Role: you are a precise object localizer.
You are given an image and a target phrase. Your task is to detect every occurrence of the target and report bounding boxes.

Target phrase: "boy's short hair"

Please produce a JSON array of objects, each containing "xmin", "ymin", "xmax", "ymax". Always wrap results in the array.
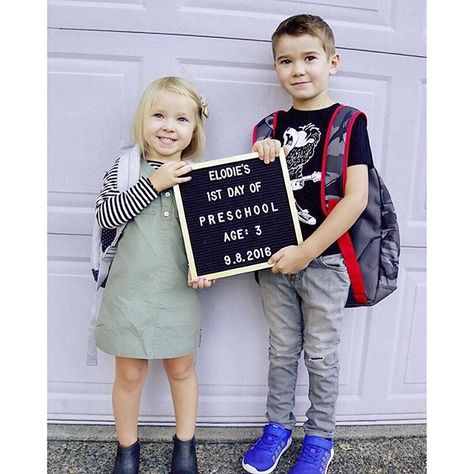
[
  {"xmin": 132, "ymin": 76, "xmax": 206, "ymax": 160},
  {"xmin": 271, "ymin": 14, "xmax": 336, "ymax": 58}
]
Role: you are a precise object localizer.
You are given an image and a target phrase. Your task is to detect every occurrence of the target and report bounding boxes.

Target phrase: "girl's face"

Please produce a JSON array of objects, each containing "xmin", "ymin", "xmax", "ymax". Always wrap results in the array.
[{"xmin": 144, "ymin": 90, "xmax": 197, "ymax": 161}]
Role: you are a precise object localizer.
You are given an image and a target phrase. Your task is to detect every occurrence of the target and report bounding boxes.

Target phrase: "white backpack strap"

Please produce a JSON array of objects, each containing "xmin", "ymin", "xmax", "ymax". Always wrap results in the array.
[
  {"xmin": 117, "ymin": 147, "xmax": 130, "ymax": 191},
  {"xmin": 128, "ymin": 144, "xmax": 141, "ymax": 187},
  {"xmin": 117, "ymin": 144, "xmax": 141, "ymax": 191},
  {"xmin": 90, "ymin": 217, "xmax": 102, "ymax": 282}
]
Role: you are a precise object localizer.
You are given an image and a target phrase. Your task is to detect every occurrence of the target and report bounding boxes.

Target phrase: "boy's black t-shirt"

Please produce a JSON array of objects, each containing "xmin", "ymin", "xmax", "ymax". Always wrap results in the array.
[{"xmin": 274, "ymin": 103, "xmax": 374, "ymax": 255}]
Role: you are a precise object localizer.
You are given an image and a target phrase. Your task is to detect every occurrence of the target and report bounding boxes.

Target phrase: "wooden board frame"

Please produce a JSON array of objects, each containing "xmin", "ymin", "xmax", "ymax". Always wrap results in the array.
[{"xmin": 174, "ymin": 151, "xmax": 303, "ymax": 280}]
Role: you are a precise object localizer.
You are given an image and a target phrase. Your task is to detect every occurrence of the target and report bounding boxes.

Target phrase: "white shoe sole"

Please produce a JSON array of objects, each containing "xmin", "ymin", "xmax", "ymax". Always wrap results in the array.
[
  {"xmin": 242, "ymin": 437, "xmax": 292, "ymax": 474},
  {"xmin": 324, "ymin": 449, "xmax": 334, "ymax": 473}
]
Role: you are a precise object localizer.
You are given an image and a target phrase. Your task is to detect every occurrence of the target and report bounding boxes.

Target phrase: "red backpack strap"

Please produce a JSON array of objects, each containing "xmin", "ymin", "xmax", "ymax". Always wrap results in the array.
[
  {"xmin": 327, "ymin": 201, "xmax": 368, "ymax": 305},
  {"xmin": 322, "ymin": 105, "xmax": 368, "ymax": 305},
  {"xmin": 252, "ymin": 110, "xmax": 283, "ymax": 144}
]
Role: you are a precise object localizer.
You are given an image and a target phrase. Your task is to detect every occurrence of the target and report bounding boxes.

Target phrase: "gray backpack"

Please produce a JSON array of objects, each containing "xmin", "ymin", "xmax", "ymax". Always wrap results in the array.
[
  {"xmin": 90, "ymin": 145, "xmax": 141, "ymax": 289},
  {"xmin": 87, "ymin": 145, "xmax": 141, "ymax": 365},
  {"xmin": 253, "ymin": 105, "xmax": 400, "ymax": 307}
]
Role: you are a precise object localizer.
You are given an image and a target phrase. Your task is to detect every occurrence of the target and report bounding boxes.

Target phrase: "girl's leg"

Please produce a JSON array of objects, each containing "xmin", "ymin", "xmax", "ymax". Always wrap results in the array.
[
  {"xmin": 163, "ymin": 354, "xmax": 198, "ymax": 441},
  {"xmin": 113, "ymin": 356, "xmax": 148, "ymax": 447}
]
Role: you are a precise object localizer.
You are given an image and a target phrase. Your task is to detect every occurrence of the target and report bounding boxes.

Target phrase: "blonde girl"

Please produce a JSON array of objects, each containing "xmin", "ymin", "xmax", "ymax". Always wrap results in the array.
[{"xmin": 94, "ymin": 76, "xmax": 212, "ymax": 474}]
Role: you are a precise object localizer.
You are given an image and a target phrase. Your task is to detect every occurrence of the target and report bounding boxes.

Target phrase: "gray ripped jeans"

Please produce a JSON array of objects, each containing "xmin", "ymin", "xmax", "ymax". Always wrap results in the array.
[{"xmin": 258, "ymin": 253, "xmax": 350, "ymax": 439}]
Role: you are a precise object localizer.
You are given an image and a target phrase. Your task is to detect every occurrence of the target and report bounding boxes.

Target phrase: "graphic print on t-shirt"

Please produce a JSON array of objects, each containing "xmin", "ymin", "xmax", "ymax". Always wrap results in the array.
[{"xmin": 283, "ymin": 123, "xmax": 321, "ymax": 225}]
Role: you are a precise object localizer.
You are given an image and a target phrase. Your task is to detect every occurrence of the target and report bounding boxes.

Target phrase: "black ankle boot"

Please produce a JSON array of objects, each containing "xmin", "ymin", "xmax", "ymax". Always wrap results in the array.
[
  {"xmin": 170, "ymin": 435, "xmax": 198, "ymax": 474},
  {"xmin": 112, "ymin": 439, "xmax": 140, "ymax": 474}
]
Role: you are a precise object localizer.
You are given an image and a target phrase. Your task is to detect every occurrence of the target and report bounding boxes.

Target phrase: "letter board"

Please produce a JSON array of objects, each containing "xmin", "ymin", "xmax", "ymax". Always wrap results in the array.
[{"xmin": 174, "ymin": 151, "xmax": 303, "ymax": 280}]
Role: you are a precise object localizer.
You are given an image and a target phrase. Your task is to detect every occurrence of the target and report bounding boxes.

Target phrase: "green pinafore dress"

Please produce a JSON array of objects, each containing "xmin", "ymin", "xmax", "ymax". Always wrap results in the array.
[{"xmin": 96, "ymin": 159, "xmax": 200, "ymax": 359}]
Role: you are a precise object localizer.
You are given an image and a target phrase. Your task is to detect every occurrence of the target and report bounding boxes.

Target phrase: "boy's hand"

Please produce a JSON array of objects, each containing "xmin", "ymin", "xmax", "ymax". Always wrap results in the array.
[
  {"xmin": 268, "ymin": 245, "xmax": 312, "ymax": 275},
  {"xmin": 149, "ymin": 161, "xmax": 192, "ymax": 193},
  {"xmin": 252, "ymin": 139, "xmax": 282, "ymax": 164},
  {"xmin": 187, "ymin": 268, "xmax": 216, "ymax": 289}
]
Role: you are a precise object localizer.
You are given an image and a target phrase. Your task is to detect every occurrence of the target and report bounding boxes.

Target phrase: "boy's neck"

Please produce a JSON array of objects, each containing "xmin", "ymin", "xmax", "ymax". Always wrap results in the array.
[{"xmin": 292, "ymin": 95, "xmax": 336, "ymax": 111}]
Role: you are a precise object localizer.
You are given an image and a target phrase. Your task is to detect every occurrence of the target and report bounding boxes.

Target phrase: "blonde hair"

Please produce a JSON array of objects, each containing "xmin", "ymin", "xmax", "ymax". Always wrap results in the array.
[
  {"xmin": 271, "ymin": 14, "xmax": 336, "ymax": 59},
  {"xmin": 132, "ymin": 76, "xmax": 207, "ymax": 160}
]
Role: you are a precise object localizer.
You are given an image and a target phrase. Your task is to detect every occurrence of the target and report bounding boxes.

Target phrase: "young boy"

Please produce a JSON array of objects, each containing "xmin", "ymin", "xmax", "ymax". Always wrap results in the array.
[{"xmin": 242, "ymin": 14, "xmax": 374, "ymax": 474}]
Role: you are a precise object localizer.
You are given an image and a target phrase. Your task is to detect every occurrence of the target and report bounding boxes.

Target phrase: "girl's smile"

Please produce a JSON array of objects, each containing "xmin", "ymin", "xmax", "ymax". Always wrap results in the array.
[{"xmin": 157, "ymin": 136, "xmax": 177, "ymax": 144}]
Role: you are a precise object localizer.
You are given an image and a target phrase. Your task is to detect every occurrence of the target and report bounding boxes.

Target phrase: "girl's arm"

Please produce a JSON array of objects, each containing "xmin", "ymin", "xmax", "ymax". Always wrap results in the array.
[
  {"xmin": 95, "ymin": 161, "xmax": 159, "ymax": 229},
  {"xmin": 96, "ymin": 160, "xmax": 193, "ymax": 229},
  {"xmin": 269, "ymin": 164, "xmax": 369, "ymax": 274}
]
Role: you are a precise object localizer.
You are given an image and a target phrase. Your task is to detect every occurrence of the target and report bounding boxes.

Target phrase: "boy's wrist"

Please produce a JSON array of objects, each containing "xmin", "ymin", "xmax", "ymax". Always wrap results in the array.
[{"xmin": 300, "ymin": 241, "xmax": 318, "ymax": 263}]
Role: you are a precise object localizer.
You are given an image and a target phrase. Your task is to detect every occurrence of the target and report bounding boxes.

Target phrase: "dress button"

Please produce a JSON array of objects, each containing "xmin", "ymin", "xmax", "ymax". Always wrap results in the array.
[
  {"xmin": 165, "ymin": 191, "xmax": 171, "ymax": 197},
  {"xmin": 163, "ymin": 210, "xmax": 170, "ymax": 217}
]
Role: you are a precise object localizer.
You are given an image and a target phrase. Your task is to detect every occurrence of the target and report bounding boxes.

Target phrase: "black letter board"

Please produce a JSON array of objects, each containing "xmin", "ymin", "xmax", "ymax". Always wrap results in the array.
[{"xmin": 174, "ymin": 151, "xmax": 302, "ymax": 280}]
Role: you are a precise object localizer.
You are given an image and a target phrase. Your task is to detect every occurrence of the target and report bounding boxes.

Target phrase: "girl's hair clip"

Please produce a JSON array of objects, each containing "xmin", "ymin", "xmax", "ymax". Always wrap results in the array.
[{"xmin": 200, "ymin": 94, "xmax": 209, "ymax": 118}]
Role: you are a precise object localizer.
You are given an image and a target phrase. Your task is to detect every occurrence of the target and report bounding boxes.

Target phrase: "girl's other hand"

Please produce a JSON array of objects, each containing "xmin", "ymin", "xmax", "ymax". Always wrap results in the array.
[
  {"xmin": 187, "ymin": 269, "xmax": 216, "ymax": 289},
  {"xmin": 149, "ymin": 161, "xmax": 192, "ymax": 193}
]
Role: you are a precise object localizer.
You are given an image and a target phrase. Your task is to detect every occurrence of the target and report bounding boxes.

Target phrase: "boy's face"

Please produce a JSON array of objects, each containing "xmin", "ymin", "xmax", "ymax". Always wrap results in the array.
[{"xmin": 273, "ymin": 34, "xmax": 339, "ymax": 110}]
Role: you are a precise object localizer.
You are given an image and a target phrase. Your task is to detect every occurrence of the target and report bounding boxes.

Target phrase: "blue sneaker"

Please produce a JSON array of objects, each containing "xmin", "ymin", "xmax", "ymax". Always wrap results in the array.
[
  {"xmin": 289, "ymin": 435, "xmax": 334, "ymax": 474},
  {"xmin": 242, "ymin": 423, "xmax": 292, "ymax": 474}
]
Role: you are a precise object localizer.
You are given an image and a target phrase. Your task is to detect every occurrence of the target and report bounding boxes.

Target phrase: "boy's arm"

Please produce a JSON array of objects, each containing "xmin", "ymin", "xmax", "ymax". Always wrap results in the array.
[{"xmin": 269, "ymin": 164, "xmax": 369, "ymax": 274}]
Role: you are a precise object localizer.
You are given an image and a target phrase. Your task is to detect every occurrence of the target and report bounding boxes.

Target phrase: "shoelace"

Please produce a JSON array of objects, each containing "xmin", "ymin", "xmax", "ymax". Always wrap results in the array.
[
  {"xmin": 299, "ymin": 443, "xmax": 327, "ymax": 465},
  {"xmin": 255, "ymin": 432, "xmax": 282, "ymax": 453}
]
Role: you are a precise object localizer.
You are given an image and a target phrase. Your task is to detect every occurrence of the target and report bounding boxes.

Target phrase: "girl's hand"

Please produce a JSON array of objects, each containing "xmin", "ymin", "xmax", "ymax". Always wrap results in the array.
[
  {"xmin": 149, "ymin": 161, "xmax": 192, "ymax": 193},
  {"xmin": 187, "ymin": 269, "xmax": 216, "ymax": 289},
  {"xmin": 268, "ymin": 245, "xmax": 313, "ymax": 275}
]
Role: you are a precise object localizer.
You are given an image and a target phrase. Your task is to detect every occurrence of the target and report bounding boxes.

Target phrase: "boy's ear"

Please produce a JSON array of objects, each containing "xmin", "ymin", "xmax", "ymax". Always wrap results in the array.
[{"xmin": 329, "ymin": 52, "xmax": 340, "ymax": 75}]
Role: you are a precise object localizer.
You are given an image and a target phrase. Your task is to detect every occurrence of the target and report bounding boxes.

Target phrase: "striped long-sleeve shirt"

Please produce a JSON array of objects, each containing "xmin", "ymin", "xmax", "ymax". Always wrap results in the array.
[{"xmin": 95, "ymin": 160, "xmax": 162, "ymax": 229}]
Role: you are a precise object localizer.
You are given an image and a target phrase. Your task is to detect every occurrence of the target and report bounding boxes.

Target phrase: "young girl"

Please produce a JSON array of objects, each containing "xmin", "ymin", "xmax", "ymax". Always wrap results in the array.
[{"xmin": 94, "ymin": 76, "xmax": 213, "ymax": 474}]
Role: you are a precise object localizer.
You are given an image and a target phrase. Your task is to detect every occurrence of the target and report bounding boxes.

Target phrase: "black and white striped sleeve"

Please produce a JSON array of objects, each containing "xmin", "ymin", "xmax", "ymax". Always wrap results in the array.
[{"xmin": 95, "ymin": 161, "xmax": 160, "ymax": 229}]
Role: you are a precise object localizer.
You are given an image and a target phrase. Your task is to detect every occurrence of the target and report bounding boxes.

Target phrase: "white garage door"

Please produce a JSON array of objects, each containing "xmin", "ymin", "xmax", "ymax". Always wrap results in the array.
[{"xmin": 48, "ymin": 1, "xmax": 426, "ymax": 424}]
